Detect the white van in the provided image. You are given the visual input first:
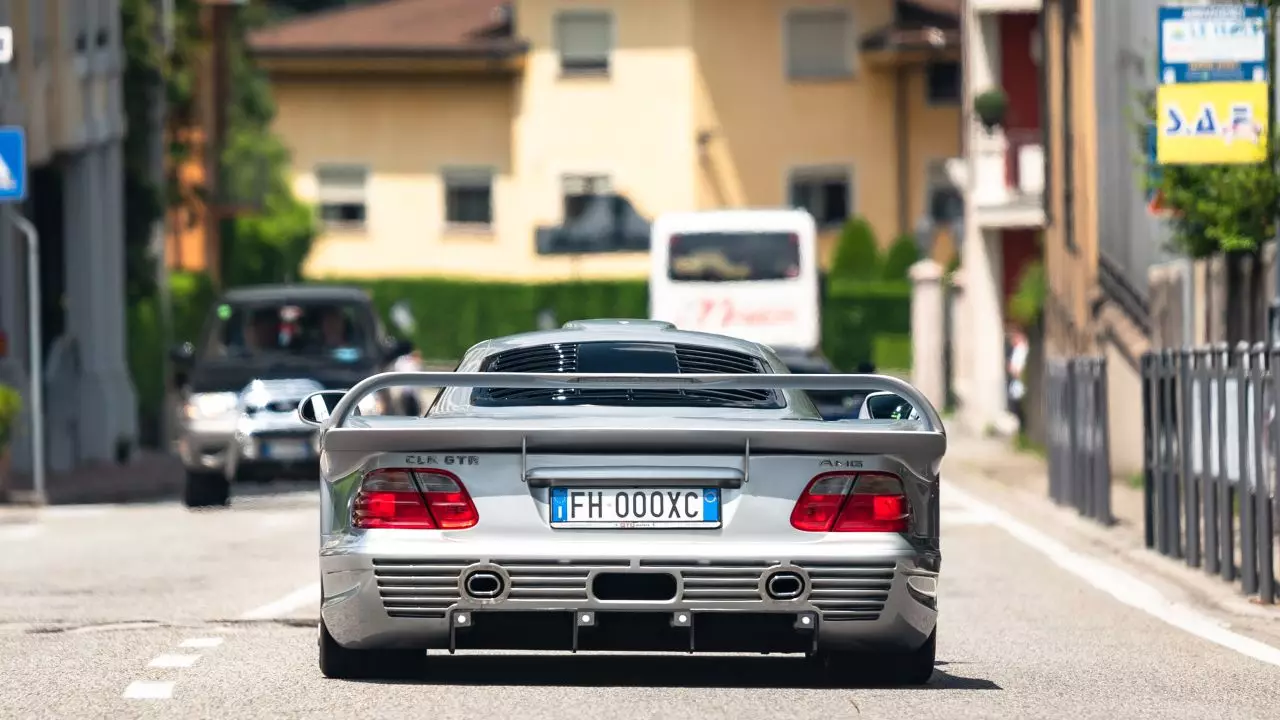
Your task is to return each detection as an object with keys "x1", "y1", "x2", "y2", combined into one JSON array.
[{"x1": 648, "y1": 209, "x2": 820, "y2": 353}]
